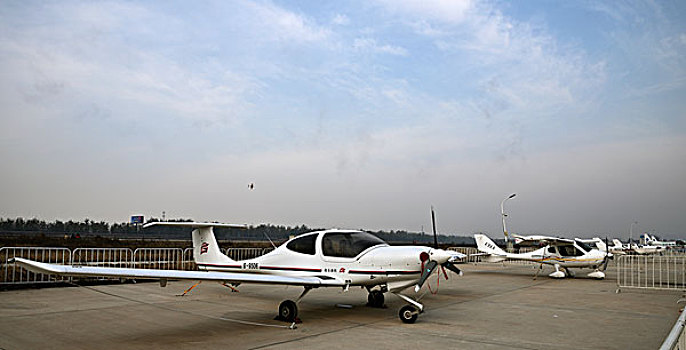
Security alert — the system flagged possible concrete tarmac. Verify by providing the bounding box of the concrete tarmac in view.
[0,263,681,350]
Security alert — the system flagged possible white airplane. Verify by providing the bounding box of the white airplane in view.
[10,221,465,324]
[609,238,662,255]
[474,234,611,279]
[629,242,664,255]
[608,239,629,256]
[642,234,677,247]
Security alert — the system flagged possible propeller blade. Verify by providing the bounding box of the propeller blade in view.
[601,237,611,271]
[601,258,610,271]
[415,260,438,292]
[431,206,438,249]
[442,261,462,276]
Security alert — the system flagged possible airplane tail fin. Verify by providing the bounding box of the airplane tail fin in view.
[612,239,623,248]
[144,222,247,266]
[474,234,508,256]
[192,226,235,265]
[593,238,607,252]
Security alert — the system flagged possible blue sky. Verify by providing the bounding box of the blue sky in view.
[1,0,685,239]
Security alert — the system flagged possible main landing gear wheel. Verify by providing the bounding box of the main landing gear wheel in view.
[278,300,298,322]
[398,305,419,324]
[367,291,385,308]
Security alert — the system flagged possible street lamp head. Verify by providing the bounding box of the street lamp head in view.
[509,193,517,199]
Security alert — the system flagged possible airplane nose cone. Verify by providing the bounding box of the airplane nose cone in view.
[429,248,452,263]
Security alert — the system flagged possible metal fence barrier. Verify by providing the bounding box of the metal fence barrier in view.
[616,254,686,292]
[71,248,135,282]
[225,247,273,261]
[447,246,538,265]
[182,247,195,271]
[73,248,134,268]
[133,248,184,270]
[1,247,71,284]
[660,306,686,350]
[1,245,275,285]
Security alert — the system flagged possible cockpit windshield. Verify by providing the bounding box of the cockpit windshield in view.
[576,241,593,253]
[558,244,584,257]
[322,231,387,258]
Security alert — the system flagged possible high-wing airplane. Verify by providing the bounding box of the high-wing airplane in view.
[629,242,664,255]
[11,221,465,324]
[642,234,677,248]
[607,238,663,255]
[608,239,629,255]
[474,234,611,279]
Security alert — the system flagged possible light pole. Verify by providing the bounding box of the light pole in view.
[501,193,516,251]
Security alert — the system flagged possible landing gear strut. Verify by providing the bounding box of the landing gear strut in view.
[548,263,566,278]
[393,291,424,323]
[398,305,419,324]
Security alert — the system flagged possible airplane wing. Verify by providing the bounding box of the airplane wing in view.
[514,235,575,247]
[10,257,345,287]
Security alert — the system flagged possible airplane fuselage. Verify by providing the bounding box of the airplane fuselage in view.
[507,247,606,268]
[198,232,438,290]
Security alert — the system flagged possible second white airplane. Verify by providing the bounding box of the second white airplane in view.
[475,234,611,279]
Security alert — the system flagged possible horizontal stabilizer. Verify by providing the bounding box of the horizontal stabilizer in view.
[143,222,248,229]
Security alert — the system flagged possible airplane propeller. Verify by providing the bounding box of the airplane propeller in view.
[431,206,438,249]
[414,207,463,292]
[600,237,612,271]
[417,259,438,290]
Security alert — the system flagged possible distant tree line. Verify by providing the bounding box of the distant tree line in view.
[0,217,476,245]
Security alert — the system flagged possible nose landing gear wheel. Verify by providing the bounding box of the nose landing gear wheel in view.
[398,305,418,324]
[278,300,298,322]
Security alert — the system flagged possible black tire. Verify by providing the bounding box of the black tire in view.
[278,300,298,322]
[399,305,418,324]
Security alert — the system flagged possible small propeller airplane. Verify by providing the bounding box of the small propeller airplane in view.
[10,218,465,324]
[474,233,612,279]
[608,239,631,255]
[642,234,677,248]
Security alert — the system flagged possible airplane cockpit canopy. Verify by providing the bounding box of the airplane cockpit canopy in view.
[547,242,589,257]
[286,233,317,255]
[557,244,586,257]
[575,240,593,253]
[322,231,387,258]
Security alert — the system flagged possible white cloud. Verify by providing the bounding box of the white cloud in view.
[246,1,330,43]
[0,2,262,127]
[586,1,686,97]
[352,37,408,56]
[371,0,607,120]
[377,0,473,24]
[1,1,684,237]
[332,14,350,26]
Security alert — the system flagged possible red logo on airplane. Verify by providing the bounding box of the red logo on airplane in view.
[339,267,345,273]
[200,242,209,255]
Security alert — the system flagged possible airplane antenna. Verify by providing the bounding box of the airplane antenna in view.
[264,229,277,249]
[431,206,438,248]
